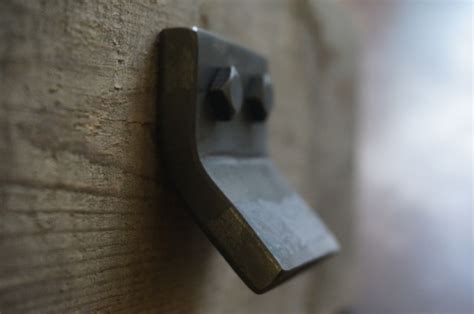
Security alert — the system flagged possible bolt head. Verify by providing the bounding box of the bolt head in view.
[209,66,243,121]
[245,73,273,121]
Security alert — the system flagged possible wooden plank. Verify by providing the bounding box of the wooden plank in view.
[0,0,355,312]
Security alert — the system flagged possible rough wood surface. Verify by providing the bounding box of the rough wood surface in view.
[0,0,355,312]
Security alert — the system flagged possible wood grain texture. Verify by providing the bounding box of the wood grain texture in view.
[0,0,355,312]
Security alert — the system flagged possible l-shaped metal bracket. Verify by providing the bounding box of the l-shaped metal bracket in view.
[158,27,339,293]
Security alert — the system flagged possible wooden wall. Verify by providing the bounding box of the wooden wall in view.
[0,0,356,312]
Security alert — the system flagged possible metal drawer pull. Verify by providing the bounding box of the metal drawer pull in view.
[158,27,339,293]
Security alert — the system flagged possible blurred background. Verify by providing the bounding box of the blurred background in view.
[341,1,472,313]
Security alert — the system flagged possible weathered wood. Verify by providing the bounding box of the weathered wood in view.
[0,0,355,312]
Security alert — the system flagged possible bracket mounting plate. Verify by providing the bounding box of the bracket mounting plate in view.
[158,27,339,293]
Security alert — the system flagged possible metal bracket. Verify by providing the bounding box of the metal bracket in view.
[158,27,339,293]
